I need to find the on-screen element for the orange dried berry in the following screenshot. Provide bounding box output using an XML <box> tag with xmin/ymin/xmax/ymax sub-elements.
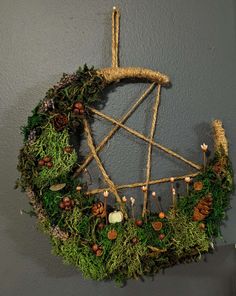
<box><xmin>194</xmin><ymin>181</ymin><xmax>203</xmax><ymax>191</ymax></box>
<box><xmin>107</xmin><ymin>229</ymin><xmax>118</xmax><ymax>240</ymax></box>
<box><xmin>159</xmin><ymin>212</ymin><xmax>165</xmax><ymax>219</ymax></box>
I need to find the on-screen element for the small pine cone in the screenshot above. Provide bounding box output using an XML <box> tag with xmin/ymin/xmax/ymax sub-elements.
<box><xmin>52</xmin><ymin>114</ymin><xmax>68</xmax><ymax>131</ymax></box>
<box><xmin>91</xmin><ymin>202</ymin><xmax>106</xmax><ymax>218</ymax></box>
<box><xmin>193</xmin><ymin>194</ymin><xmax>213</xmax><ymax>221</ymax></box>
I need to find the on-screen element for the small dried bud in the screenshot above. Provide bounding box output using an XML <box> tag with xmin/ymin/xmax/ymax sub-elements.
<box><xmin>103</xmin><ymin>190</ymin><xmax>109</xmax><ymax>198</ymax></box>
<box><xmin>152</xmin><ymin>191</ymin><xmax>156</xmax><ymax>197</ymax></box>
<box><xmin>172</xmin><ymin>188</ymin><xmax>176</xmax><ymax>196</ymax></box>
<box><xmin>130</xmin><ymin>197</ymin><xmax>135</xmax><ymax>206</ymax></box>
<box><xmin>170</xmin><ymin>177</ymin><xmax>175</xmax><ymax>183</ymax></box>
<box><xmin>201</xmin><ymin>143</ymin><xmax>208</xmax><ymax>152</ymax></box>
<box><xmin>142</xmin><ymin>186</ymin><xmax>147</xmax><ymax>192</ymax></box>
<box><xmin>184</xmin><ymin>177</ymin><xmax>191</xmax><ymax>183</ymax></box>
<box><xmin>76</xmin><ymin>186</ymin><xmax>82</xmax><ymax>192</ymax></box>
<box><xmin>122</xmin><ymin>196</ymin><xmax>127</xmax><ymax>203</ymax></box>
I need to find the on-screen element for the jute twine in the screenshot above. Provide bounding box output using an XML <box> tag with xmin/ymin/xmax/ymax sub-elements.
<box><xmin>212</xmin><ymin>120</ymin><xmax>228</xmax><ymax>156</ymax></box>
<box><xmin>142</xmin><ymin>84</ymin><xmax>161</xmax><ymax>217</ymax></box>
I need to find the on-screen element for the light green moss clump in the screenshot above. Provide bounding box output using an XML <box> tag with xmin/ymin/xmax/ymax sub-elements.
<box><xmin>31</xmin><ymin>123</ymin><xmax>77</xmax><ymax>188</ymax></box>
<box><xmin>168</xmin><ymin>210</ymin><xmax>210</xmax><ymax>258</ymax></box>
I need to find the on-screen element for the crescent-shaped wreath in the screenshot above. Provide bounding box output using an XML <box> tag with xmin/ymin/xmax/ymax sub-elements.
<box><xmin>16</xmin><ymin>8</ymin><xmax>234</xmax><ymax>284</ymax></box>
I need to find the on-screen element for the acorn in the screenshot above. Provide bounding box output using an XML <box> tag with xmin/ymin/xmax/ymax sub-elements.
<box><xmin>159</xmin><ymin>233</ymin><xmax>165</xmax><ymax>240</ymax></box>
<box><xmin>38</xmin><ymin>159</ymin><xmax>45</xmax><ymax>166</ymax></box>
<box><xmin>46</xmin><ymin>161</ymin><xmax>53</xmax><ymax>168</ymax></box>
<box><xmin>64</xmin><ymin>146</ymin><xmax>73</xmax><ymax>153</ymax></box>
<box><xmin>96</xmin><ymin>249</ymin><xmax>103</xmax><ymax>257</ymax></box>
<box><xmin>43</xmin><ymin>156</ymin><xmax>51</xmax><ymax>163</ymax></box>
<box><xmin>59</xmin><ymin>201</ymin><xmax>65</xmax><ymax>209</ymax></box>
<box><xmin>92</xmin><ymin>244</ymin><xmax>99</xmax><ymax>252</ymax></box>
<box><xmin>199</xmin><ymin>223</ymin><xmax>205</xmax><ymax>230</ymax></box>
<box><xmin>74</xmin><ymin>102</ymin><xmax>84</xmax><ymax>110</ymax></box>
<box><xmin>63</xmin><ymin>196</ymin><xmax>70</xmax><ymax>202</ymax></box>
<box><xmin>79</xmin><ymin>109</ymin><xmax>85</xmax><ymax>115</ymax></box>
<box><xmin>135</xmin><ymin>219</ymin><xmax>143</xmax><ymax>227</ymax></box>
<box><xmin>159</xmin><ymin>212</ymin><xmax>165</xmax><ymax>219</ymax></box>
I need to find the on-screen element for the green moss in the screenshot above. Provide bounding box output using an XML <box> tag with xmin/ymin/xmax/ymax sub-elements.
<box><xmin>104</xmin><ymin>221</ymin><xmax>147</xmax><ymax>280</ymax></box>
<box><xmin>51</xmin><ymin>236</ymin><xmax>107</xmax><ymax>280</ymax></box>
<box><xmin>168</xmin><ymin>209</ymin><xmax>210</xmax><ymax>258</ymax></box>
<box><xmin>31</xmin><ymin>123</ymin><xmax>77</xmax><ymax>188</ymax></box>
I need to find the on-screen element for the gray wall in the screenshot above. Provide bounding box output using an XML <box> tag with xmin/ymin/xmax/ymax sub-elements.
<box><xmin>0</xmin><ymin>0</ymin><xmax>236</xmax><ymax>295</ymax></box>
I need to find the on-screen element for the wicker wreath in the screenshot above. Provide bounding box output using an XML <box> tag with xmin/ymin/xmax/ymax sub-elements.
<box><xmin>16</xmin><ymin>8</ymin><xmax>233</xmax><ymax>284</ymax></box>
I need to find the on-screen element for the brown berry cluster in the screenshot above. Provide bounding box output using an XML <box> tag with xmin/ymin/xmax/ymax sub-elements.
<box><xmin>73</xmin><ymin>102</ymin><xmax>85</xmax><ymax>115</ymax></box>
<box><xmin>59</xmin><ymin>196</ymin><xmax>75</xmax><ymax>211</ymax></box>
<box><xmin>91</xmin><ymin>244</ymin><xmax>103</xmax><ymax>257</ymax></box>
<box><xmin>38</xmin><ymin>156</ymin><xmax>53</xmax><ymax>168</ymax></box>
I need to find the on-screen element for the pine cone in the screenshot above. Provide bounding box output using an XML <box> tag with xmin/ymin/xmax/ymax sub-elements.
<box><xmin>91</xmin><ymin>202</ymin><xmax>106</xmax><ymax>218</ymax></box>
<box><xmin>52</xmin><ymin>114</ymin><xmax>68</xmax><ymax>131</ymax></box>
<box><xmin>193</xmin><ymin>194</ymin><xmax>213</xmax><ymax>221</ymax></box>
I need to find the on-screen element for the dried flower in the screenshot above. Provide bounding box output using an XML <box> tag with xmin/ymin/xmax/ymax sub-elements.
<box><xmin>122</xmin><ymin>196</ymin><xmax>127</xmax><ymax>203</ymax></box>
<box><xmin>184</xmin><ymin>177</ymin><xmax>191</xmax><ymax>183</ymax></box>
<box><xmin>151</xmin><ymin>191</ymin><xmax>156</xmax><ymax>197</ymax></box>
<box><xmin>170</xmin><ymin>177</ymin><xmax>175</xmax><ymax>183</ymax></box>
<box><xmin>130</xmin><ymin>197</ymin><xmax>135</xmax><ymax>206</ymax></box>
<box><xmin>142</xmin><ymin>186</ymin><xmax>147</xmax><ymax>192</ymax></box>
<box><xmin>76</xmin><ymin>186</ymin><xmax>82</xmax><ymax>192</ymax></box>
<box><xmin>172</xmin><ymin>188</ymin><xmax>176</xmax><ymax>196</ymax></box>
<box><xmin>201</xmin><ymin>143</ymin><xmax>208</xmax><ymax>152</ymax></box>
<box><xmin>103</xmin><ymin>190</ymin><xmax>109</xmax><ymax>198</ymax></box>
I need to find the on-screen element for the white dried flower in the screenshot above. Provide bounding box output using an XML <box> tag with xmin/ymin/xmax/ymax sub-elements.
<box><xmin>170</xmin><ymin>177</ymin><xmax>175</xmax><ymax>183</ymax></box>
<box><xmin>103</xmin><ymin>190</ymin><xmax>109</xmax><ymax>198</ymax></box>
<box><xmin>151</xmin><ymin>191</ymin><xmax>156</xmax><ymax>197</ymax></box>
<box><xmin>184</xmin><ymin>177</ymin><xmax>191</xmax><ymax>183</ymax></box>
<box><xmin>130</xmin><ymin>197</ymin><xmax>135</xmax><ymax>206</ymax></box>
<box><xmin>201</xmin><ymin>143</ymin><xmax>208</xmax><ymax>152</ymax></box>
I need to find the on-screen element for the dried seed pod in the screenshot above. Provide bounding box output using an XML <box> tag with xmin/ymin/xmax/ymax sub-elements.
<box><xmin>151</xmin><ymin>221</ymin><xmax>163</xmax><ymax>231</ymax></box>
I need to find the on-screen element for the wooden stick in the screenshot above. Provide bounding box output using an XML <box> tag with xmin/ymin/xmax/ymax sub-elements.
<box><xmin>73</xmin><ymin>83</ymin><xmax>156</xmax><ymax>178</ymax></box>
<box><xmin>142</xmin><ymin>84</ymin><xmax>161</xmax><ymax>218</ymax></box>
<box><xmin>88</xmin><ymin>107</ymin><xmax>202</xmax><ymax>170</ymax></box>
<box><xmin>85</xmin><ymin>172</ymin><xmax>200</xmax><ymax>195</ymax></box>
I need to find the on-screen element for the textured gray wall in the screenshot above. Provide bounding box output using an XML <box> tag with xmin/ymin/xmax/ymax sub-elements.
<box><xmin>0</xmin><ymin>0</ymin><xmax>236</xmax><ymax>295</ymax></box>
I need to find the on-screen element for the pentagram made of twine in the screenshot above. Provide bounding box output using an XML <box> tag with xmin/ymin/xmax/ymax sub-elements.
<box><xmin>72</xmin><ymin>7</ymin><xmax>204</xmax><ymax>218</ymax></box>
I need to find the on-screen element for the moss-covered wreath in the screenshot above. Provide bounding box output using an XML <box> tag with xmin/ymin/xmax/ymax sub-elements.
<box><xmin>16</xmin><ymin>8</ymin><xmax>234</xmax><ymax>285</ymax></box>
